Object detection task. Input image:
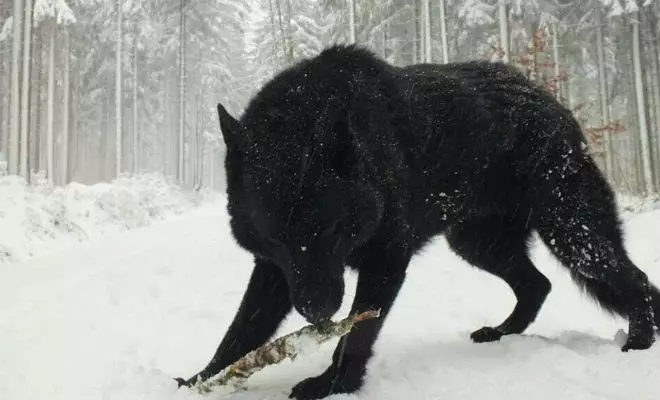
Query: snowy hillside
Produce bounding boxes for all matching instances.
[1,192,659,400]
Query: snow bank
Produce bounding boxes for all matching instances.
[1,165,657,267]
[616,193,660,214]
[0,173,221,264]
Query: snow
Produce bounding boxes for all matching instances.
[608,0,626,16]
[0,16,12,43]
[457,0,495,26]
[0,173,218,264]
[1,194,659,399]
[616,193,660,213]
[33,0,76,26]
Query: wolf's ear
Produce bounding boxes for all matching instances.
[217,103,242,150]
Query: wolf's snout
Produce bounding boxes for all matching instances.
[291,276,343,324]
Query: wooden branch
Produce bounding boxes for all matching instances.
[193,309,382,394]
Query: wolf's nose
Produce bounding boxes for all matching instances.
[298,302,333,324]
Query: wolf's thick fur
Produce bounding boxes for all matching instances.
[177,45,660,399]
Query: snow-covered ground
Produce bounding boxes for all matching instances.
[1,193,659,399]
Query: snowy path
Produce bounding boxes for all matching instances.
[2,202,659,400]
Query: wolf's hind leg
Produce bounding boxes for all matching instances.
[447,216,551,343]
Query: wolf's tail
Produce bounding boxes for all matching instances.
[520,106,660,330]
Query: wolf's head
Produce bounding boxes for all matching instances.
[216,99,383,323]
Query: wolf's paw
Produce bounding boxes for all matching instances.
[470,326,504,343]
[174,376,199,388]
[622,331,655,352]
[289,368,362,400]
[175,377,190,387]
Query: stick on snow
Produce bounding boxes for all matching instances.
[193,309,381,394]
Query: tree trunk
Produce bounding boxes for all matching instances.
[284,0,293,60]
[167,70,176,177]
[209,148,215,190]
[439,0,449,63]
[198,89,204,188]
[105,75,114,181]
[420,0,426,62]
[1,35,8,162]
[348,0,356,44]
[422,0,431,63]
[273,0,289,63]
[70,54,80,182]
[132,22,139,173]
[60,28,70,185]
[647,5,660,189]
[8,0,23,176]
[498,1,509,62]
[625,21,643,193]
[551,22,561,100]
[197,131,203,189]
[46,21,55,186]
[38,28,46,173]
[116,0,123,178]
[381,7,388,58]
[178,0,186,184]
[631,15,655,195]
[266,0,279,61]
[641,13,657,188]
[595,7,613,181]
[412,0,418,64]
[19,0,32,180]
[29,23,41,175]
[192,87,200,188]
[1,45,8,163]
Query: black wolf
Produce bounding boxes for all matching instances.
[177,45,660,399]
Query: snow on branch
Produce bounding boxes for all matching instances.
[34,0,77,26]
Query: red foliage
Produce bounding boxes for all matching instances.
[489,28,624,155]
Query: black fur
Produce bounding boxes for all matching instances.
[177,45,660,399]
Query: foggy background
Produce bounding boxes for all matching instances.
[1,0,659,197]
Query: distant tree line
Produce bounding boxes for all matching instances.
[1,0,659,198]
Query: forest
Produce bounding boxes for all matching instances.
[1,0,659,198]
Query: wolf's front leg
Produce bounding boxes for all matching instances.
[289,242,412,400]
[176,258,292,386]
